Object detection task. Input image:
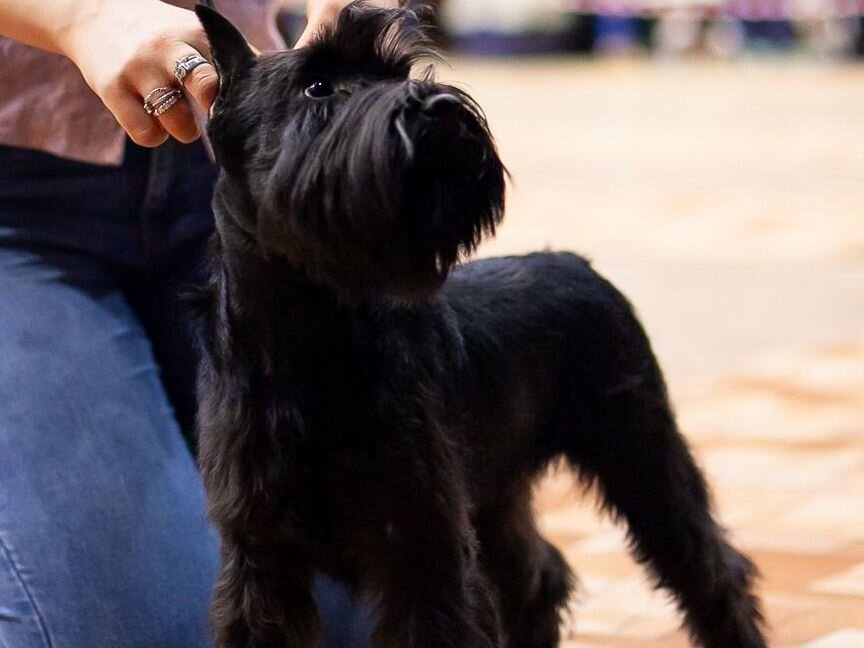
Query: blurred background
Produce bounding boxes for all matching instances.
[286,2,863,645]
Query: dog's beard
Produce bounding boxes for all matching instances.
[256,81,506,299]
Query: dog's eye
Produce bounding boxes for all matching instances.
[304,80,334,99]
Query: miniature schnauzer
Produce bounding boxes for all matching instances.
[192,3,767,647]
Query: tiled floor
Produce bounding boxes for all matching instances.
[441,58,864,647]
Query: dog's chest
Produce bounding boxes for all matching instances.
[267,314,463,506]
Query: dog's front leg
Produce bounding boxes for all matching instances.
[210,540,320,648]
[198,369,321,648]
[354,423,501,648]
[367,494,499,648]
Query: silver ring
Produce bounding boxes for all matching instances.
[174,54,208,85]
[143,87,183,117]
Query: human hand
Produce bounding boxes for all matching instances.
[294,0,402,48]
[60,0,221,147]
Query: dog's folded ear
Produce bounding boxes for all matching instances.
[195,4,256,102]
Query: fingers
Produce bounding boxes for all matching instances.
[295,0,404,49]
[153,85,200,144]
[129,76,199,144]
[165,41,218,115]
[63,1,223,147]
[293,23,316,49]
[180,57,219,115]
[102,79,169,148]
[124,42,216,145]
[294,0,344,48]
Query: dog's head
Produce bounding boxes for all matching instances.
[197,1,505,299]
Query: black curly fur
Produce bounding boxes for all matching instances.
[192,3,768,647]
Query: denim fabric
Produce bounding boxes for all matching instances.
[0,141,371,648]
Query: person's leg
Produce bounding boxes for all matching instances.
[119,139,218,448]
[0,243,219,648]
[0,143,218,648]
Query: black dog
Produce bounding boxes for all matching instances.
[192,3,767,647]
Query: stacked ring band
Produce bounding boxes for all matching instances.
[174,54,209,85]
[143,87,183,117]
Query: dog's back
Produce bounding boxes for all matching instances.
[443,251,655,481]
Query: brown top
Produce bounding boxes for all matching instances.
[0,0,283,165]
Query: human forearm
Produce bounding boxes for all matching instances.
[0,0,109,55]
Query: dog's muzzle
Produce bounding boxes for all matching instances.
[395,90,468,159]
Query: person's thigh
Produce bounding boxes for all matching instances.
[0,245,219,648]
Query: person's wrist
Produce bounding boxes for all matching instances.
[54,0,118,62]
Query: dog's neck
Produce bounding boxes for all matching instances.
[209,185,342,356]
[208,174,461,380]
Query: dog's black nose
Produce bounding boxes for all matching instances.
[422,93,461,118]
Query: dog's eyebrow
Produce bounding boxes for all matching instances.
[296,43,342,77]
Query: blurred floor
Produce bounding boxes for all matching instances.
[441,58,864,647]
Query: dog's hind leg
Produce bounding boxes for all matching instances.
[475,487,575,648]
[560,300,767,648]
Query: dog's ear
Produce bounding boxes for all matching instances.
[195,4,255,100]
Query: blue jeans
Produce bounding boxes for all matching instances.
[0,141,370,648]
